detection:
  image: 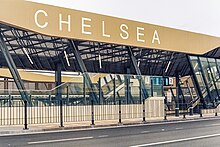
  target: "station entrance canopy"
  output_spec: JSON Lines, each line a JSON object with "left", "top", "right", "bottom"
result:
{"left": 0, "top": 0, "right": 220, "bottom": 77}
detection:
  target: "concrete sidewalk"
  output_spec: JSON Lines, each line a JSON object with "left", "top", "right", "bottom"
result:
{"left": 0, "top": 113, "right": 219, "bottom": 136}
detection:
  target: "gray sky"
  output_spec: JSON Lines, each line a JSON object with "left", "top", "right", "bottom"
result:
{"left": 29, "top": 0, "right": 220, "bottom": 37}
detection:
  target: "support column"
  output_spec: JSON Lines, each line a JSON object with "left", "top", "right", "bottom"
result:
{"left": 125, "top": 68, "right": 132, "bottom": 104}
{"left": 3, "top": 78, "right": 8, "bottom": 89}
{"left": 55, "top": 63, "right": 62, "bottom": 101}
{"left": 4, "top": 78, "right": 8, "bottom": 94}
{"left": 98, "top": 77, "right": 103, "bottom": 104}
{"left": 175, "top": 72, "right": 180, "bottom": 117}
{"left": 69, "top": 40, "right": 98, "bottom": 103}
{"left": 113, "top": 77, "right": 116, "bottom": 105}
{"left": 207, "top": 60, "right": 220, "bottom": 107}
{"left": 83, "top": 75, "right": 86, "bottom": 104}
{"left": 187, "top": 55, "right": 204, "bottom": 108}
{"left": 186, "top": 80, "right": 193, "bottom": 115}
{"left": 0, "top": 34, "right": 31, "bottom": 104}
{"left": 198, "top": 57, "right": 213, "bottom": 105}
{"left": 151, "top": 79, "right": 154, "bottom": 97}
{"left": 127, "top": 47, "right": 149, "bottom": 99}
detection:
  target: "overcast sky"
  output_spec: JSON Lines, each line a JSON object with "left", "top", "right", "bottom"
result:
{"left": 29, "top": 0, "right": 220, "bottom": 37}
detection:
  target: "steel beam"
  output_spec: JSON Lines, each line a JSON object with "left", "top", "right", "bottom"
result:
{"left": 124, "top": 69, "right": 132, "bottom": 104}
{"left": 127, "top": 47, "right": 149, "bottom": 99}
{"left": 187, "top": 55, "right": 205, "bottom": 108}
{"left": 69, "top": 40, "right": 98, "bottom": 103}
{"left": 207, "top": 59, "right": 220, "bottom": 107}
{"left": 198, "top": 57, "right": 213, "bottom": 106}
{"left": 0, "top": 34, "right": 31, "bottom": 104}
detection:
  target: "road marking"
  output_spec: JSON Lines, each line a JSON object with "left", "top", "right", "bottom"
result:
{"left": 130, "top": 133, "right": 220, "bottom": 147}
{"left": 28, "top": 136, "right": 93, "bottom": 144}
{"left": 98, "top": 135, "right": 109, "bottom": 138}
{"left": 205, "top": 123, "right": 220, "bottom": 127}
{"left": 175, "top": 127, "right": 183, "bottom": 130}
{"left": 141, "top": 131, "right": 150, "bottom": 134}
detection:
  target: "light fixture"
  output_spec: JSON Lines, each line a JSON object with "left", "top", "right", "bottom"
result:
{"left": 137, "top": 60, "right": 140, "bottom": 67}
{"left": 64, "top": 50, "right": 70, "bottom": 66}
{"left": 99, "top": 54, "right": 102, "bottom": 69}
{"left": 165, "top": 61, "right": 171, "bottom": 73}
{"left": 22, "top": 47, "right": 33, "bottom": 64}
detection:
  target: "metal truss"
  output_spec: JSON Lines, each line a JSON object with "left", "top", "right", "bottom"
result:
{"left": 0, "top": 23, "right": 219, "bottom": 78}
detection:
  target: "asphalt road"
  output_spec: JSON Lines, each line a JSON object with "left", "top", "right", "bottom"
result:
{"left": 1, "top": 118, "right": 220, "bottom": 147}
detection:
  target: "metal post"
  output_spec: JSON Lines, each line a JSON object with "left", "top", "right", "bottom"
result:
{"left": 60, "top": 99, "right": 64, "bottom": 127}
{"left": 83, "top": 75, "right": 86, "bottom": 104}
{"left": 183, "top": 111, "right": 186, "bottom": 119}
{"left": 48, "top": 92, "right": 52, "bottom": 106}
{"left": 23, "top": 100, "right": 28, "bottom": 130}
{"left": 200, "top": 104, "right": 203, "bottom": 117}
{"left": 142, "top": 98, "right": 146, "bottom": 123}
{"left": 98, "top": 77, "right": 102, "bottom": 104}
{"left": 151, "top": 79, "right": 154, "bottom": 97}
{"left": 139, "top": 79, "right": 142, "bottom": 104}
{"left": 55, "top": 63, "right": 62, "bottom": 101}
{"left": 118, "top": 99, "right": 122, "bottom": 125}
{"left": 189, "top": 107, "right": 193, "bottom": 116}
{"left": 113, "top": 77, "right": 116, "bottom": 105}
{"left": 125, "top": 75, "right": 129, "bottom": 104}
{"left": 164, "top": 98, "right": 167, "bottom": 120}
{"left": 175, "top": 72, "right": 180, "bottom": 117}
{"left": 66, "top": 86, "right": 69, "bottom": 106}
{"left": 91, "top": 99, "right": 95, "bottom": 127}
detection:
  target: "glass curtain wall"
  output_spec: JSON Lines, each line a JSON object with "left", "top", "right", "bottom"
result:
{"left": 0, "top": 73, "right": 163, "bottom": 106}
{"left": 189, "top": 56, "right": 220, "bottom": 107}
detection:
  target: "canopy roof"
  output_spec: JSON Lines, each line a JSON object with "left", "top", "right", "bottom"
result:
{"left": 0, "top": 0, "right": 220, "bottom": 54}
{"left": 0, "top": 1, "right": 220, "bottom": 77}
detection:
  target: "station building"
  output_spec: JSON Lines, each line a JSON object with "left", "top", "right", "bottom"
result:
{"left": 0, "top": 0, "right": 220, "bottom": 120}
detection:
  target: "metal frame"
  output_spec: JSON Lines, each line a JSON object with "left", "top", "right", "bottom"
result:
{"left": 0, "top": 33, "right": 31, "bottom": 104}
{"left": 69, "top": 40, "right": 98, "bottom": 103}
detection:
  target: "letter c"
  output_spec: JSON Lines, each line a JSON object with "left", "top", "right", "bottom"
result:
{"left": 34, "top": 10, "right": 48, "bottom": 28}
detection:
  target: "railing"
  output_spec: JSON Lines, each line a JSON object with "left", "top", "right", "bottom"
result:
{"left": 0, "top": 97, "right": 164, "bottom": 127}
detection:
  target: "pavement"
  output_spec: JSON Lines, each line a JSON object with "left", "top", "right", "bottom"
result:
{"left": 1, "top": 116, "right": 220, "bottom": 147}
{"left": 0, "top": 113, "right": 218, "bottom": 136}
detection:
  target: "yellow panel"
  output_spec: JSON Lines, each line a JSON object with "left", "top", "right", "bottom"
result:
{"left": 0, "top": 0, "right": 220, "bottom": 54}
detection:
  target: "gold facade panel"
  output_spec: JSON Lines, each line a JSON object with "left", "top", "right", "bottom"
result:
{"left": 0, "top": 0, "right": 220, "bottom": 54}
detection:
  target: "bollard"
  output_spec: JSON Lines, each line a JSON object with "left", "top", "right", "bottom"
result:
{"left": 60, "top": 100, "right": 64, "bottom": 127}
{"left": 175, "top": 108, "right": 180, "bottom": 117}
{"left": 189, "top": 107, "right": 193, "bottom": 116}
{"left": 142, "top": 99, "right": 146, "bottom": 123}
{"left": 183, "top": 114, "right": 186, "bottom": 119}
{"left": 200, "top": 106, "right": 203, "bottom": 117}
{"left": 215, "top": 112, "right": 218, "bottom": 116}
{"left": 23, "top": 100, "right": 28, "bottom": 130}
{"left": 118, "top": 100, "right": 122, "bottom": 125}
{"left": 164, "top": 99, "right": 167, "bottom": 120}
{"left": 91, "top": 100, "right": 95, "bottom": 127}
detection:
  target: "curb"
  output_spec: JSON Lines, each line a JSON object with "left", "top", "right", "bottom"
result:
{"left": 0, "top": 115, "right": 219, "bottom": 136}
